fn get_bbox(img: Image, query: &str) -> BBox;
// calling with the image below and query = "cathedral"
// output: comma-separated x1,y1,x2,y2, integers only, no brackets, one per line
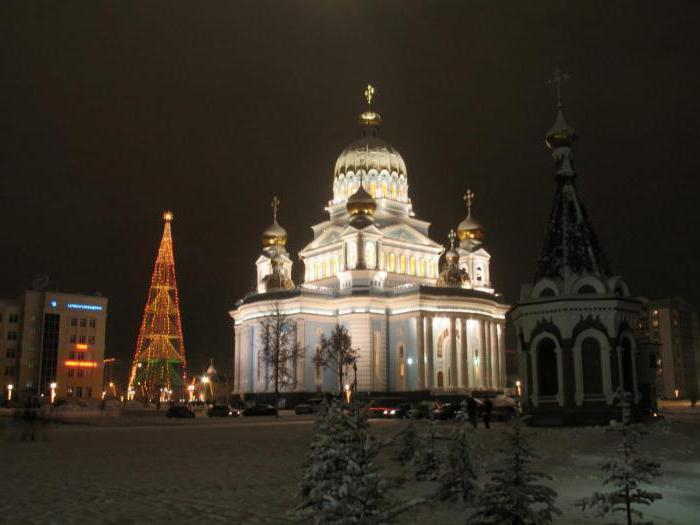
230,86,509,398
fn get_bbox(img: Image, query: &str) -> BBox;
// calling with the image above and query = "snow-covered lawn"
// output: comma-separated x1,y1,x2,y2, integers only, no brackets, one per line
0,410,698,524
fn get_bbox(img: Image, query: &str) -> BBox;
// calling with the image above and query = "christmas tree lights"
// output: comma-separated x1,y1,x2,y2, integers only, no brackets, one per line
128,211,188,401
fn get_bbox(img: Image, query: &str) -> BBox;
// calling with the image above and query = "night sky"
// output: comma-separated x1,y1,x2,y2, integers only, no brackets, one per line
1,2,699,381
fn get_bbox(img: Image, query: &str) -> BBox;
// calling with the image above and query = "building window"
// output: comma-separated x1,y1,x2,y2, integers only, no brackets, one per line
68,369,74,377
6,349,16,358
87,387,92,398
89,319,96,328
71,318,77,327
77,369,84,378
409,256,416,275
399,255,406,274
365,241,376,269
80,318,86,327
70,335,77,343
7,331,17,341
389,253,396,272
9,313,19,323
76,386,83,397
78,352,85,361
79,335,86,344
88,336,95,345
419,258,426,277
4,366,15,376
437,371,444,388
69,351,75,359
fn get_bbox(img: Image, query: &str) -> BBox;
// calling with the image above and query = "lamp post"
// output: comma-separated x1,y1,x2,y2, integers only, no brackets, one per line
515,380,522,397
49,382,57,404
7,384,13,402
201,376,210,403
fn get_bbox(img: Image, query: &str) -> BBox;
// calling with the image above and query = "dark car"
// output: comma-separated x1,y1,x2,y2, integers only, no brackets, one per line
432,402,462,420
242,404,278,416
207,405,238,417
407,401,435,420
294,398,324,415
166,405,195,418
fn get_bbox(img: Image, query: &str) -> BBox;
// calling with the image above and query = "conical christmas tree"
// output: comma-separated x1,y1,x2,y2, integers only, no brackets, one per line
128,211,187,401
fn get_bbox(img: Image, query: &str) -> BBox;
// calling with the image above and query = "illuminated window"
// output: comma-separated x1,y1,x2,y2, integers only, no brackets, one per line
399,255,406,274
89,319,96,328
419,258,426,277
409,256,416,275
79,335,86,344
80,318,87,327
437,371,444,388
381,182,388,198
324,259,331,277
398,345,405,378
379,251,385,270
68,369,74,378
369,181,377,197
389,253,396,272
365,241,376,269
69,334,77,343
347,243,357,269
391,183,397,199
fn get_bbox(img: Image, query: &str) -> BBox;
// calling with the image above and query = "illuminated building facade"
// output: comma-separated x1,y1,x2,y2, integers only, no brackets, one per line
231,87,509,398
642,297,700,400
0,290,108,402
509,83,657,424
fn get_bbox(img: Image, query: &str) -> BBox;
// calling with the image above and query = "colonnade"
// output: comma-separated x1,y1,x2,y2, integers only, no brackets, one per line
416,314,505,391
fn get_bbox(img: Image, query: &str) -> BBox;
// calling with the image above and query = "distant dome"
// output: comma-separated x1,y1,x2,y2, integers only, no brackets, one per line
457,215,484,242
546,108,577,150
262,220,287,248
347,182,377,229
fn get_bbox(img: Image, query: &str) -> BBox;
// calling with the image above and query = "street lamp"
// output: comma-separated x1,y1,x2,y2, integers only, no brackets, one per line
7,384,13,401
50,382,57,404
201,376,211,403
515,380,522,397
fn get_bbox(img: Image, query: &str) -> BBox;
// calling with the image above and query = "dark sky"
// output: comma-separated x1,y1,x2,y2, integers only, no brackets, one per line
1,1,699,380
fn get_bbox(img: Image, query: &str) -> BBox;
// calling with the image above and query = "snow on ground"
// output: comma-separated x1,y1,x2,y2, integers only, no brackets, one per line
0,408,698,524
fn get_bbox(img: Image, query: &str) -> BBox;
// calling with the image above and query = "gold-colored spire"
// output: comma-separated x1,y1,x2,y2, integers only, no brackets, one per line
359,83,382,128
262,195,287,248
463,189,474,217
163,210,174,222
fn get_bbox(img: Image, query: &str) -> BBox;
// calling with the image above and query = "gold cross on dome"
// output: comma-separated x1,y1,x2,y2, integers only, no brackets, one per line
448,229,457,249
463,189,475,216
548,68,569,108
271,196,280,221
364,84,375,107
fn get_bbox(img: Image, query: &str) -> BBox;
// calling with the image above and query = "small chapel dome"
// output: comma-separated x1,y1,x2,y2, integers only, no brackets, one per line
457,190,484,244
546,108,577,150
262,220,287,248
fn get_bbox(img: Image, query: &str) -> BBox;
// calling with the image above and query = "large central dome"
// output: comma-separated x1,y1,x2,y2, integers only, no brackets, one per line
331,100,409,205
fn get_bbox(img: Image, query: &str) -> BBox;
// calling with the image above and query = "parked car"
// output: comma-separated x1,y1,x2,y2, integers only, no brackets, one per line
166,405,195,418
407,401,435,420
432,402,462,420
207,405,238,417
294,398,325,415
488,396,518,421
242,404,278,416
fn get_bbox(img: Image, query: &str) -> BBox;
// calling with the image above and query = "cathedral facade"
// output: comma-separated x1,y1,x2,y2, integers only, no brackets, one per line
230,88,509,398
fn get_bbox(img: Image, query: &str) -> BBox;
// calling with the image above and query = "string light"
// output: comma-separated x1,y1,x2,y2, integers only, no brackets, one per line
128,211,188,401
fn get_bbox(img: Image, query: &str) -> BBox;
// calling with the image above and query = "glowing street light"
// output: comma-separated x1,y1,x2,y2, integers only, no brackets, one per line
515,380,522,397
50,382,58,404
7,384,13,401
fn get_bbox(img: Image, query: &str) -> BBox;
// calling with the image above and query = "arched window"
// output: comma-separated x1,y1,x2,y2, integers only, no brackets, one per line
398,345,405,378
581,337,603,395
437,371,444,388
381,181,388,198
578,285,597,294
475,265,484,283
369,180,377,197
391,183,397,199
347,243,357,269
537,338,558,396
539,287,556,297
365,241,376,269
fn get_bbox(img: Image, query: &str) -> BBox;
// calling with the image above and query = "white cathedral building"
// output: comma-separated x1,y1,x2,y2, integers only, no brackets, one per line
230,87,509,397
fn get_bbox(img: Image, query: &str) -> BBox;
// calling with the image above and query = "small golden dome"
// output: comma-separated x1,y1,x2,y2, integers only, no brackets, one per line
262,220,287,248
163,210,174,222
457,190,484,243
546,108,577,150
358,110,382,128
346,181,377,227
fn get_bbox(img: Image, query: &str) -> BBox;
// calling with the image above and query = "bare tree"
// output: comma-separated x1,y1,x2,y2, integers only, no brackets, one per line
259,303,304,413
314,323,359,395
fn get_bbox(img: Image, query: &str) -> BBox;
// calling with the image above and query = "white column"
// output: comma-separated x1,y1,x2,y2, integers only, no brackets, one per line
490,322,498,387
477,319,485,387
296,319,305,392
602,344,614,405
416,315,425,390
459,318,467,388
425,317,434,389
449,317,457,388
499,322,507,388
483,320,491,388
467,318,475,388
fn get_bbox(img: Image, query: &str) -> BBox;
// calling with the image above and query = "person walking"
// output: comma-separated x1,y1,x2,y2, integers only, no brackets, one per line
466,396,478,429
482,398,493,429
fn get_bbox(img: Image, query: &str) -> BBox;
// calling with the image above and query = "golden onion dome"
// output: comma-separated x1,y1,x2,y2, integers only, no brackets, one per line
546,108,577,150
347,182,377,229
457,216,484,242
262,220,287,248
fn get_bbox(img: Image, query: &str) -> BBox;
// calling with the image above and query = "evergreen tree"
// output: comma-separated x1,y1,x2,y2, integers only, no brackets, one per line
470,415,561,525
294,402,419,524
437,417,481,503
576,392,662,525
391,419,419,466
414,419,442,482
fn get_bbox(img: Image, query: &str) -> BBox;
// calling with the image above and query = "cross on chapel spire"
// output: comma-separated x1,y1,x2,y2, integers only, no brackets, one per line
548,68,569,108
271,196,280,222
364,84,375,107
448,229,457,250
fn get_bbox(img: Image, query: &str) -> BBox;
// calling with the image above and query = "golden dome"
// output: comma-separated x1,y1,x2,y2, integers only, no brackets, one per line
163,210,174,222
358,110,382,127
546,108,577,150
262,220,287,248
347,182,377,228
457,190,484,243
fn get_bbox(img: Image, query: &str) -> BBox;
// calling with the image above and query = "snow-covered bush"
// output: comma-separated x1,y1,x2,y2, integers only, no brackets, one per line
436,418,481,503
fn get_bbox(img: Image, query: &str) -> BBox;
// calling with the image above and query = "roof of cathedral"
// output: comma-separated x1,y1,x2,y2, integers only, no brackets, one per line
334,136,407,179
535,106,611,282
